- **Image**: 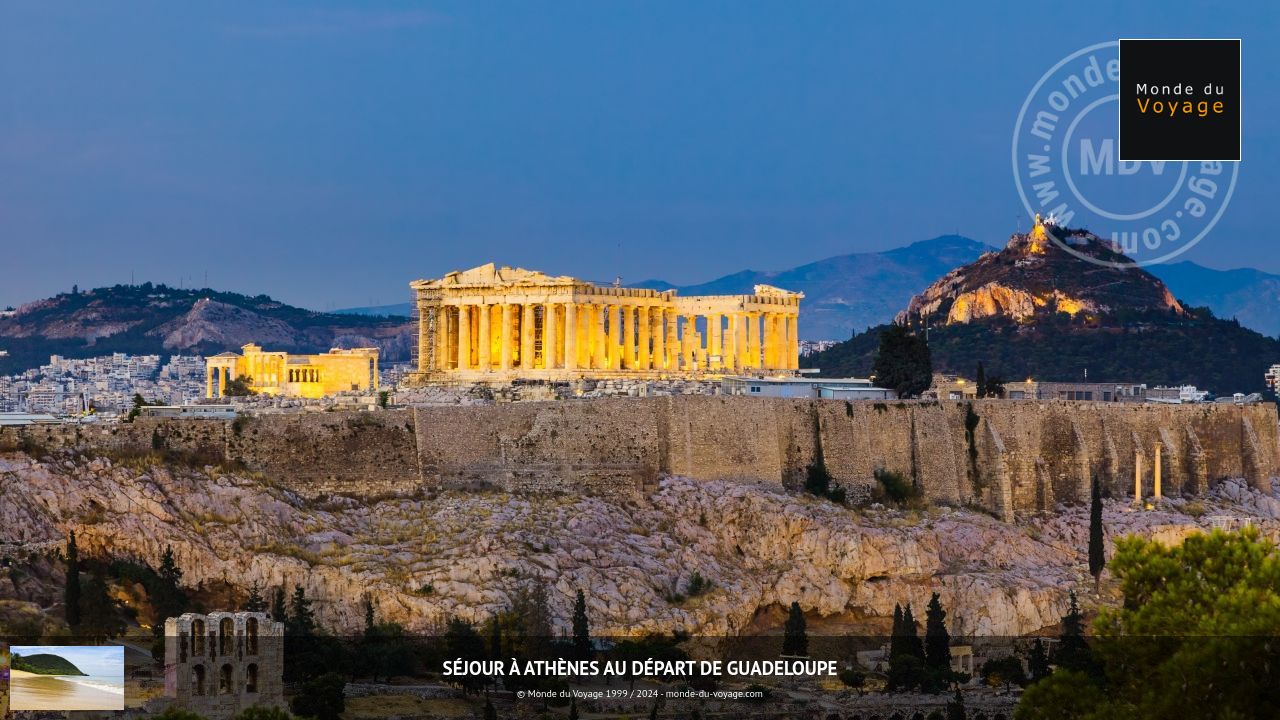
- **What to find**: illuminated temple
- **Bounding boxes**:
[407,263,802,383]
[206,343,380,399]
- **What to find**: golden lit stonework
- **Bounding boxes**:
[406,263,803,383]
[205,343,379,399]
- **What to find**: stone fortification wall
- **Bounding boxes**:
[3,398,1276,519]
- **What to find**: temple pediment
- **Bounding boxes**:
[419,263,579,289]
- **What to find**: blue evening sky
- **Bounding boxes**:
[12,645,124,677]
[2,1,1276,310]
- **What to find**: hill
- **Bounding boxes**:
[13,652,87,676]
[805,222,1280,395]
[0,283,414,375]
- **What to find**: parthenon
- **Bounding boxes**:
[407,263,802,383]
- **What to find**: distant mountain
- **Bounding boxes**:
[0,284,414,374]
[335,302,414,318]
[806,222,1280,394]
[13,653,86,676]
[634,235,996,340]
[1148,262,1280,338]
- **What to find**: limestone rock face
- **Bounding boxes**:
[1,452,1276,639]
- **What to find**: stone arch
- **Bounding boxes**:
[191,664,206,696]
[219,617,234,655]
[246,616,259,655]
[192,619,206,656]
[245,663,259,693]
[219,663,234,694]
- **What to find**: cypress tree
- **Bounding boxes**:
[946,687,966,720]
[1027,639,1051,683]
[488,614,502,661]
[902,603,924,660]
[571,589,592,661]
[923,593,952,692]
[889,603,904,659]
[975,362,987,398]
[289,585,316,636]
[483,696,497,720]
[568,697,579,720]
[782,602,808,657]
[1089,477,1106,591]
[363,595,376,635]
[65,530,81,629]
[243,581,267,613]
[271,586,287,621]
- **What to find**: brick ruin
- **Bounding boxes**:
[162,611,284,719]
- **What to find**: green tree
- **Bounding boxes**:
[290,672,345,720]
[781,602,807,657]
[65,530,81,629]
[1088,478,1105,590]
[888,602,926,692]
[271,586,287,621]
[923,592,952,692]
[488,614,502,661]
[980,655,1027,690]
[80,568,125,640]
[287,585,316,636]
[243,581,267,613]
[445,618,488,695]
[1018,529,1280,719]
[1052,592,1094,676]
[1026,639,1051,683]
[571,589,592,661]
[975,361,986,398]
[224,375,256,396]
[151,707,210,720]
[871,324,932,398]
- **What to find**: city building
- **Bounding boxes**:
[1267,364,1280,391]
[205,344,379,399]
[721,375,895,400]
[1147,385,1210,403]
[407,263,803,383]
[932,375,1149,402]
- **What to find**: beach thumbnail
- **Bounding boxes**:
[9,645,124,711]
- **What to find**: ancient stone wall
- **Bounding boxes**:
[3,398,1276,519]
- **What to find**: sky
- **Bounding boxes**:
[12,645,124,677]
[2,1,1278,311]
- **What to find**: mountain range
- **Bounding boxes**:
[338,238,1280,341]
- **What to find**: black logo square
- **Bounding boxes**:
[1119,39,1240,161]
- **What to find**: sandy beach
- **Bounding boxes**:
[10,668,125,711]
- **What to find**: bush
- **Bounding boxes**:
[874,468,919,505]
[838,668,866,688]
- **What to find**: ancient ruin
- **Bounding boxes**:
[205,343,379,399]
[163,611,284,719]
[406,263,803,383]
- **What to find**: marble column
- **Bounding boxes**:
[666,310,680,370]
[564,303,578,370]
[592,304,608,369]
[417,301,431,372]
[724,314,739,372]
[543,304,558,369]
[477,303,492,370]
[651,307,665,370]
[521,304,536,368]
[783,312,793,368]
[457,304,472,370]
[708,314,722,370]
[637,306,650,370]
[436,308,452,371]
[499,304,514,370]
[622,306,636,369]
[746,312,760,369]
[762,312,776,369]
[607,304,622,370]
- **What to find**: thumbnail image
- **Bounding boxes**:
[9,645,124,711]
[1,643,9,714]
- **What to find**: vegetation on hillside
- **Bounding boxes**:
[12,652,87,675]
[806,308,1280,394]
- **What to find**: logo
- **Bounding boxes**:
[1012,41,1238,268]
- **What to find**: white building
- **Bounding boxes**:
[721,376,896,400]
[1267,364,1280,391]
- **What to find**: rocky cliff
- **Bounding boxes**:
[3,451,1278,640]
[897,221,1183,326]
